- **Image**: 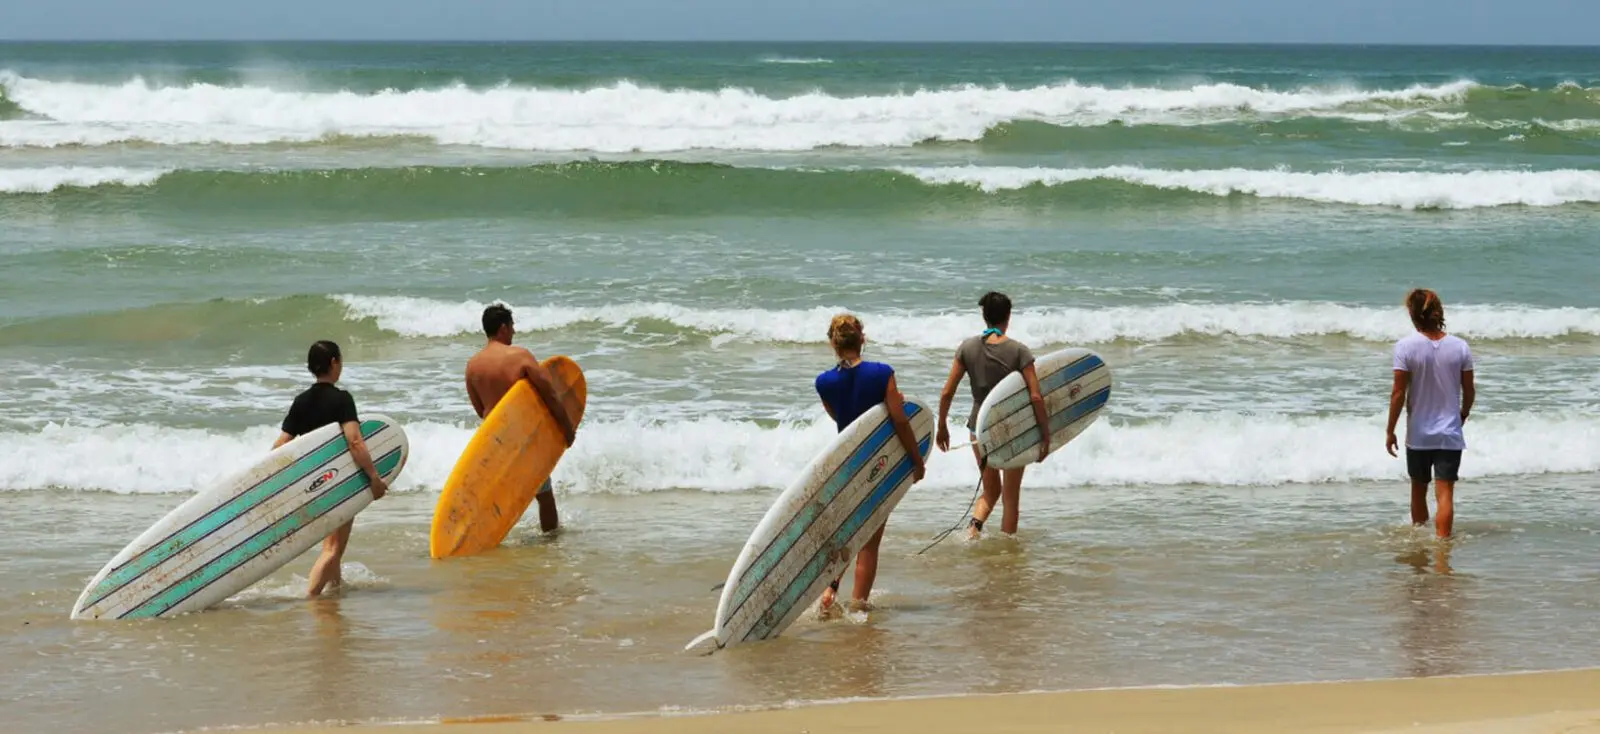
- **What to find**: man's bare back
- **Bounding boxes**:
[465,341,537,419]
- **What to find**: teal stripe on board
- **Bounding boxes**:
[989,387,1110,465]
[986,354,1102,428]
[121,448,403,619]
[86,420,385,610]
[726,403,922,622]
[745,435,929,641]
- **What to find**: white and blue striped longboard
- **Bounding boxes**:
[687,400,934,652]
[71,416,409,620]
[975,348,1112,470]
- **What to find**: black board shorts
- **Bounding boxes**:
[1406,449,1462,482]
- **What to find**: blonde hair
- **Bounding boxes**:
[828,313,864,353]
[1405,288,1445,332]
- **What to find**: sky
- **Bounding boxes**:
[0,0,1594,45]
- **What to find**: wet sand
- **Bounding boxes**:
[264,668,1600,734]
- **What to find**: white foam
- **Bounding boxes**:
[0,166,167,193]
[4,411,1598,494]
[0,71,1478,151]
[899,165,1600,209]
[332,295,1600,345]
[759,56,834,65]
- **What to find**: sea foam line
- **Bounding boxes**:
[898,165,1600,209]
[0,72,1480,151]
[0,166,169,193]
[3,411,1597,494]
[332,295,1600,345]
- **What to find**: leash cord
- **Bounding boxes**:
[916,475,984,556]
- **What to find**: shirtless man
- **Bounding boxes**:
[465,304,579,533]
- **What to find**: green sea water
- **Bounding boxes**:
[1,42,1599,733]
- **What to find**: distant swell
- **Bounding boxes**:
[5,295,1596,349]
[331,296,1600,344]
[5,411,1599,494]
[4,160,1599,211]
[1,72,1556,151]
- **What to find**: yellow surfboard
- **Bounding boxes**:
[430,356,587,559]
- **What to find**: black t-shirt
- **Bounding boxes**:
[280,382,360,437]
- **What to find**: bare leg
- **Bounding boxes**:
[1000,467,1025,534]
[851,523,886,610]
[1410,477,1431,527]
[535,479,559,533]
[1433,480,1455,539]
[969,438,1002,540]
[307,521,353,597]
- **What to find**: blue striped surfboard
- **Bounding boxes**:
[686,400,934,652]
[70,415,409,620]
[975,348,1112,470]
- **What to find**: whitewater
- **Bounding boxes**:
[0,71,1559,151]
[325,295,1600,344]
[5,409,1599,494]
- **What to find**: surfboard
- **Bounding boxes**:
[686,399,934,653]
[974,347,1112,470]
[71,415,409,620]
[430,356,586,559]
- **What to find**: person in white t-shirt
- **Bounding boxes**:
[1385,288,1476,539]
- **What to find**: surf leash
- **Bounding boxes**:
[916,476,984,556]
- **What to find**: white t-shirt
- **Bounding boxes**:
[1392,333,1474,451]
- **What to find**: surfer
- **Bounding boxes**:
[936,292,1050,540]
[273,340,390,598]
[1386,288,1475,539]
[815,313,927,612]
[465,304,579,533]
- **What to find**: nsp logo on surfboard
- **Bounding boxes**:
[307,469,339,493]
[866,456,888,483]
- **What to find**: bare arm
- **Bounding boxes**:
[1461,369,1475,422]
[523,358,578,446]
[1020,363,1051,461]
[341,421,388,500]
[1386,369,1410,457]
[883,375,926,482]
[272,432,293,449]
[935,357,964,452]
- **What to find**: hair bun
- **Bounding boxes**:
[828,313,865,352]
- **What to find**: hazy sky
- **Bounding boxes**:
[0,0,1594,45]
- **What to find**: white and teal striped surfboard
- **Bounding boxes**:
[687,400,933,652]
[975,347,1112,470]
[70,416,409,620]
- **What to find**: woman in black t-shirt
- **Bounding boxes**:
[274,340,389,597]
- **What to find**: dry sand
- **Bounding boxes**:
[262,668,1600,734]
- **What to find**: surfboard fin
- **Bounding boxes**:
[684,629,720,655]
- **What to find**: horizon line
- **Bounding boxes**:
[0,38,1596,48]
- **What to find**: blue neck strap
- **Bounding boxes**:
[982,327,1004,338]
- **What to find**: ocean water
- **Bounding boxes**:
[2,42,1599,733]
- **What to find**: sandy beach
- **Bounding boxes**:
[260,668,1600,734]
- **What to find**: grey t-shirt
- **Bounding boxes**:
[956,335,1036,431]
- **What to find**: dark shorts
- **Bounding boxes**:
[1406,449,1462,482]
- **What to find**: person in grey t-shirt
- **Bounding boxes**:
[1385,288,1476,539]
[937,292,1051,540]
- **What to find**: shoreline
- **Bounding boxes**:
[255,668,1600,734]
